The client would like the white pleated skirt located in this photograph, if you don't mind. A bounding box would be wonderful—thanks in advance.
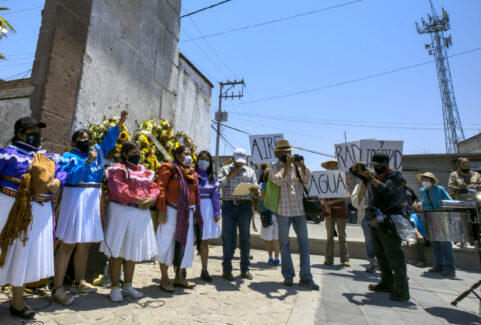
[260,213,279,241]
[155,205,195,269]
[0,193,54,287]
[201,198,221,240]
[99,202,157,262]
[56,186,103,244]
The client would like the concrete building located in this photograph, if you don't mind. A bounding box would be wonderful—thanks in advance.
[458,133,481,154]
[0,0,212,152]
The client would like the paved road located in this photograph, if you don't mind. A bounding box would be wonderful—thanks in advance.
[0,246,479,324]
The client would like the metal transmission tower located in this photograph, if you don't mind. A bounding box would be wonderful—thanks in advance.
[214,79,245,173]
[415,0,465,153]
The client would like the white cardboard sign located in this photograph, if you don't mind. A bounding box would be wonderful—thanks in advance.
[249,133,284,164]
[335,140,403,172]
[308,170,348,198]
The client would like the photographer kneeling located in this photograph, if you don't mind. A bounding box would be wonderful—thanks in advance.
[350,153,409,301]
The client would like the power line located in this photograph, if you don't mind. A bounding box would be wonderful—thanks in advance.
[211,124,235,150]
[181,0,232,19]
[1,69,32,81]
[0,61,34,68]
[225,46,481,107]
[181,0,362,43]
[2,6,43,15]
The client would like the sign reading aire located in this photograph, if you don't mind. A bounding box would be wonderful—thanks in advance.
[249,133,284,164]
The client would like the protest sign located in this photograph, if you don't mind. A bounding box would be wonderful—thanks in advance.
[308,170,348,198]
[249,133,284,164]
[335,140,403,171]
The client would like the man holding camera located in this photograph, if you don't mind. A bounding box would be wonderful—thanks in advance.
[270,140,319,290]
[350,153,409,301]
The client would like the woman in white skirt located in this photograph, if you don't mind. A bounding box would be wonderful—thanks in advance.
[53,110,128,305]
[194,151,221,282]
[258,169,280,265]
[99,142,159,302]
[0,116,66,319]
[155,145,203,293]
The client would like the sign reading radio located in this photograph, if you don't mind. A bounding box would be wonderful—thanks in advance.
[249,133,284,164]
[335,140,403,172]
[308,171,348,199]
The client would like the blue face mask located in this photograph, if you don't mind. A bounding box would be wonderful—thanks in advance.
[197,159,210,171]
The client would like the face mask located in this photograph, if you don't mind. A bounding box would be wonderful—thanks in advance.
[76,140,91,153]
[182,155,193,167]
[373,166,387,175]
[25,132,42,148]
[279,155,287,162]
[461,168,470,173]
[127,154,141,165]
[197,159,210,171]
[422,181,432,189]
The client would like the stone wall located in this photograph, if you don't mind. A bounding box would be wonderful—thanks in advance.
[0,79,33,146]
[458,133,481,154]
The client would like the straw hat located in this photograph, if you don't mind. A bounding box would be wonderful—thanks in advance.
[273,139,296,152]
[416,172,439,185]
[321,159,338,170]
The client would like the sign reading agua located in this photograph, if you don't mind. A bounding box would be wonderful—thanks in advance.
[308,171,348,198]
[249,133,284,164]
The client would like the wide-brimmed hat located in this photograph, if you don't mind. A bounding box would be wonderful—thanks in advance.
[273,139,296,152]
[321,159,338,170]
[417,172,439,184]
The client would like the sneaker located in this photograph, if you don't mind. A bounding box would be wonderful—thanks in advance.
[240,272,253,280]
[428,266,443,273]
[343,261,351,267]
[283,278,294,286]
[368,282,394,293]
[71,280,98,294]
[267,257,274,265]
[52,287,74,305]
[389,291,410,301]
[222,272,234,281]
[110,288,123,302]
[365,263,376,273]
[201,269,213,282]
[122,285,143,299]
[299,280,319,291]
[415,261,426,268]
[441,268,456,278]
[9,306,35,319]
[274,258,281,266]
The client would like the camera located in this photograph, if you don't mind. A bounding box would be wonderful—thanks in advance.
[293,154,304,163]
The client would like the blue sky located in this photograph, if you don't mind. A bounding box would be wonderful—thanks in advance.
[1,0,480,170]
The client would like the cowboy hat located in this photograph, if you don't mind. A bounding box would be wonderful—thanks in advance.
[416,172,439,185]
[273,139,296,152]
[321,159,338,170]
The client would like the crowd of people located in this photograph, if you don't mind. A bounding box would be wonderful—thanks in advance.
[0,113,480,320]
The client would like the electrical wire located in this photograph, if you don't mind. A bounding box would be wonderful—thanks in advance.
[225,46,481,107]
[1,68,32,81]
[181,0,362,43]
[2,6,43,15]
[181,0,232,19]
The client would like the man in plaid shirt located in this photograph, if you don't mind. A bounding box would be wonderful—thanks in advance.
[270,139,319,290]
[218,148,258,281]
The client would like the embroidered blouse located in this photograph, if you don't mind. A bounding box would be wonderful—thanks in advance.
[196,169,221,218]
[106,162,160,205]
[60,126,119,185]
[0,142,67,191]
[156,162,198,211]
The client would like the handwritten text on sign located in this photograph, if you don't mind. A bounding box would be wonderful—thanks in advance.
[335,140,403,172]
[308,171,348,198]
[249,133,284,164]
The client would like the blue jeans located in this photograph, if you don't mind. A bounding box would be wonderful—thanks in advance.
[222,201,253,274]
[276,214,312,282]
[362,217,376,262]
[431,241,455,271]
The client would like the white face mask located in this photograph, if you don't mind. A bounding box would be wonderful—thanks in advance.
[197,159,210,171]
[182,155,192,167]
[422,181,432,189]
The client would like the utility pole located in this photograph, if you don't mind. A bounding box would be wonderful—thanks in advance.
[415,0,465,153]
[214,79,245,174]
